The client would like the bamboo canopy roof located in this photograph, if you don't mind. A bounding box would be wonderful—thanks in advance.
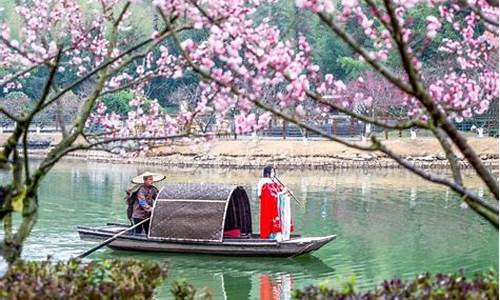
[149,183,252,241]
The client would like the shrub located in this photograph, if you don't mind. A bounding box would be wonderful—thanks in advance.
[0,92,32,122]
[171,279,213,300]
[102,90,134,115]
[292,271,498,300]
[0,259,167,300]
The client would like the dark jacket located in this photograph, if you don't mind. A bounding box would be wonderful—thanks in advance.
[131,184,159,219]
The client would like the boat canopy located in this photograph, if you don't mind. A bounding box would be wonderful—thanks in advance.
[149,183,252,242]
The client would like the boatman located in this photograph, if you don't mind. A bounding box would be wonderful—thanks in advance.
[128,172,165,235]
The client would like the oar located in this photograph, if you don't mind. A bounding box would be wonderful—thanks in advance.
[77,218,150,259]
[273,176,304,208]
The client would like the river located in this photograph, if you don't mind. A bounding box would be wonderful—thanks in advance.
[1,160,498,299]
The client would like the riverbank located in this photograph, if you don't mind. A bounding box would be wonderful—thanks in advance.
[22,136,499,170]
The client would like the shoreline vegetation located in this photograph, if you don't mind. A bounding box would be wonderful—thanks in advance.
[1,259,496,299]
[12,134,498,170]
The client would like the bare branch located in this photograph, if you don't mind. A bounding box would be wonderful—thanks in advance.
[22,129,29,184]
[25,50,63,122]
[316,11,414,95]
[0,107,21,123]
[0,123,24,168]
[432,127,462,186]
[371,136,498,227]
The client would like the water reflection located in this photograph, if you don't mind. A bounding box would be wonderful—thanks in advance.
[94,250,334,299]
[259,273,292,300]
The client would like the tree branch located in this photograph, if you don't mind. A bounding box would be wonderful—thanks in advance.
[186,1,424,132]
[170,25,377,152]
[173,7,499,227]
[371,136,498,227]
[301,76,428,131]
[38,27,177,113]
[383,0,499,200]
[461,1,499,27]
[28,3,134,197]
[316,11,414,95]
[0,107,21,123]
[432,127,462,186]
[0,123,24,169]
[24,50,62,122]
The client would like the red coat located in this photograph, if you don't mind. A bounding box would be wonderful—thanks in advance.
[259,181,283,239]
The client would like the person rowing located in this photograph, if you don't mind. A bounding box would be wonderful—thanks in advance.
[126,172,165,235]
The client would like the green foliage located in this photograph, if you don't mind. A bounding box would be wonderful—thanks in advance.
[16,67,50,101]
[337,57,369,80]
[0,259,168,300]
[171,279,197,300]
[2,91,30,101]
[292,271,499,300]
[171,279,213,300]
[102,90,134,115]
[311,29,353,79]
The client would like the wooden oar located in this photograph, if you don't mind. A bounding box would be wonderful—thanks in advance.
[274,176,304,208]
[77,218,150,259]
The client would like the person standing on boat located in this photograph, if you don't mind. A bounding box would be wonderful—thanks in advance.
[258,165,293,240]
[130,172,165,235]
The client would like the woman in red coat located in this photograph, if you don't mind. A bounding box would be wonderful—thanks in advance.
[258,165,292,239]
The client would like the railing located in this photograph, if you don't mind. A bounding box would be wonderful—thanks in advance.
[1,114,497,139]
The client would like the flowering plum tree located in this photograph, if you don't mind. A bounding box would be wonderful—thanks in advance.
[0,0,498,262]
[153,0,498,226]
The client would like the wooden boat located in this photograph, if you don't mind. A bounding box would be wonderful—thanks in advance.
[77,183,335,257]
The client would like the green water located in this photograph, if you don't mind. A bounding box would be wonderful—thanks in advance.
[1,160,498,299]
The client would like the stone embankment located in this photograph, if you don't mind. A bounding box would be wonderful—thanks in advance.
[28,150,498,170]
[19,137,500,170]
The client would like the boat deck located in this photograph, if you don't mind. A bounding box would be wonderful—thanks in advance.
[77,223,336,257]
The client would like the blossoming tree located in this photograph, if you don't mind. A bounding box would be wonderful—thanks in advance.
[0,0,498,262]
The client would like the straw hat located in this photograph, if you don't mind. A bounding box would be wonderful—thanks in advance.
[131,172,166,184]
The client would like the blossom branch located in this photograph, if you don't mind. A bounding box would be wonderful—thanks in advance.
[316,11,414,95]
[383,0,499,201]
[371,136,498,227]
[38,18,182,113]
[461,2,499,28]
[31,3,135,192]
[185,1,425,132]
[170,25,377,152]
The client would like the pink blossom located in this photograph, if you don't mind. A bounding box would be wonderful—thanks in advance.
[426,16,442,38]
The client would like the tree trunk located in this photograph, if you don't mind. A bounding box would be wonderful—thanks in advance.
[282,120,287,140]
[55,98,68,139]
[0,193,38,265]
[384,113,389,140]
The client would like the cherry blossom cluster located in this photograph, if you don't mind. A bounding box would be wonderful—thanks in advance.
[1,0,498,148]
[171,0,498,125]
